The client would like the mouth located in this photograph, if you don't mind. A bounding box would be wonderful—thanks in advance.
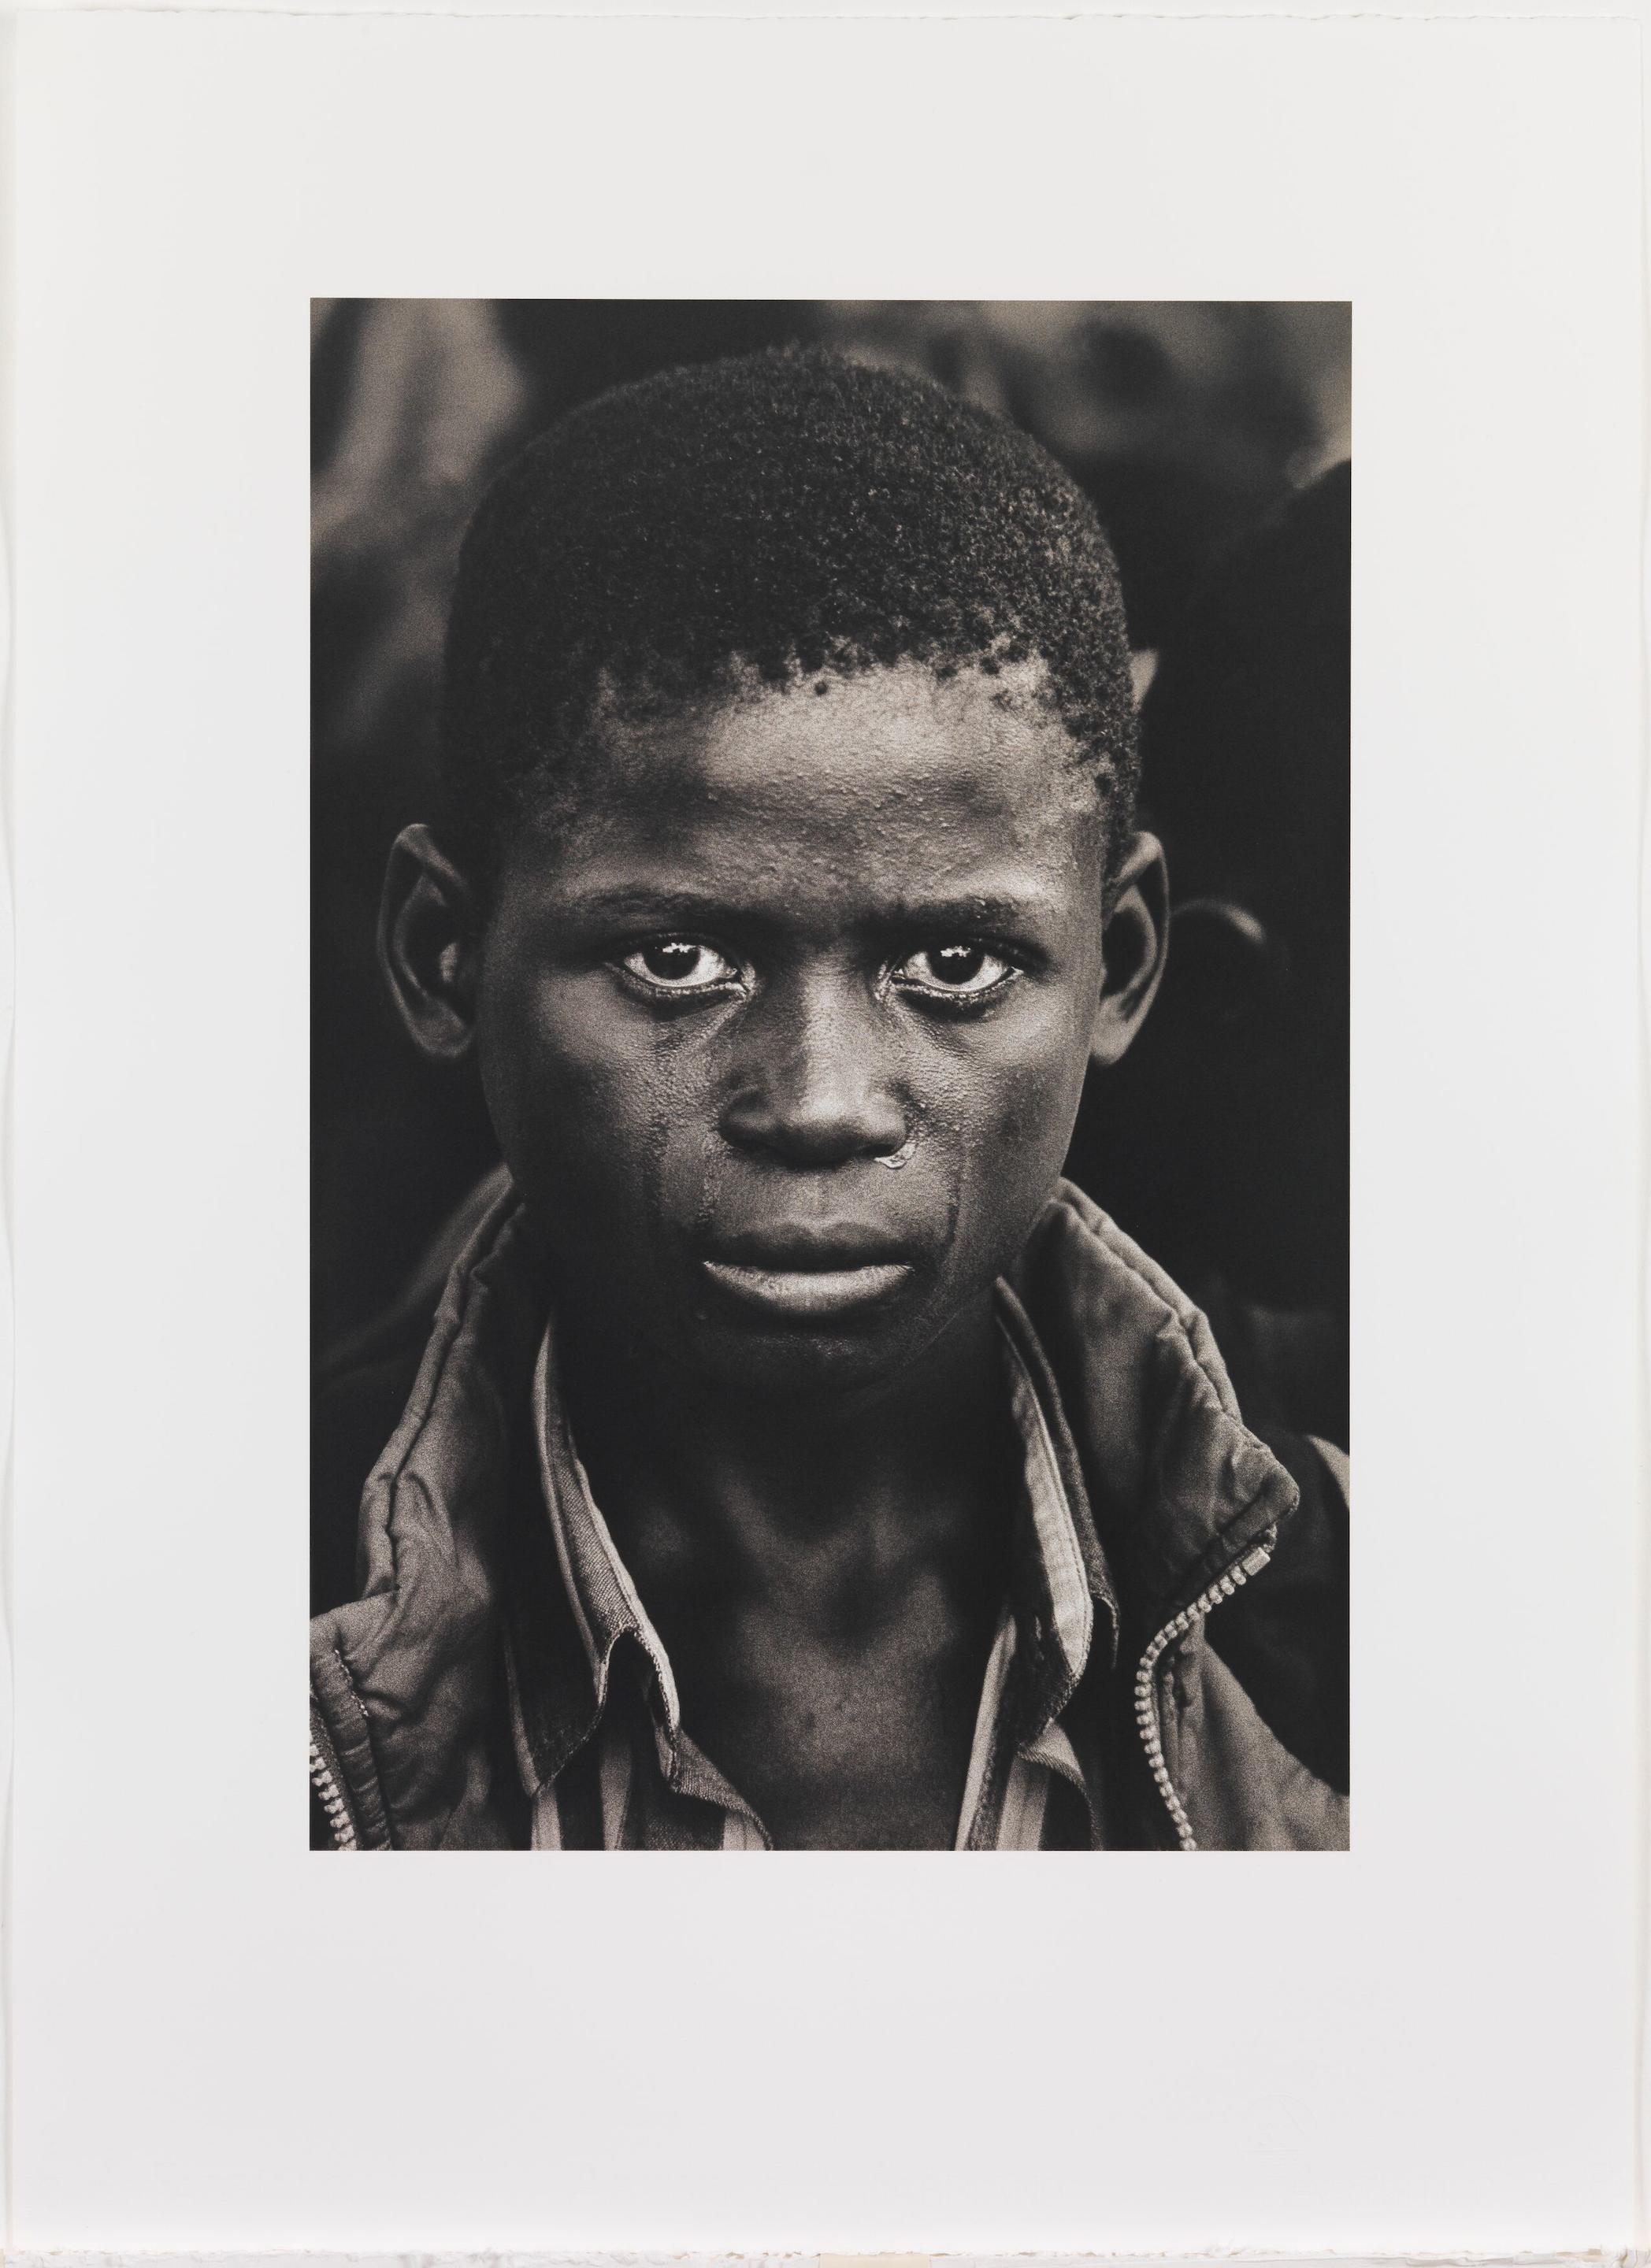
[696,1224,922,1321]
[699,1258,916,1319]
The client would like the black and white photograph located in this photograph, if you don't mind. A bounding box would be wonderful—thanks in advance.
[309,301,1352,1851]
[17,8,1645,2253]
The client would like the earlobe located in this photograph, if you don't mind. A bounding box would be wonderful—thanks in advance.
[1089,830,1170,1071]
[378,823,482,1063]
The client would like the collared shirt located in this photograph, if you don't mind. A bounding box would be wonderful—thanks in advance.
[504,1293,1118,1850]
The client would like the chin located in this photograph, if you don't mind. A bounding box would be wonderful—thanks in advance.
[693,1330,923,1401]
[680,1283,973,1401]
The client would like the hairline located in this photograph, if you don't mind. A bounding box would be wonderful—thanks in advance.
[445,646,1135,911]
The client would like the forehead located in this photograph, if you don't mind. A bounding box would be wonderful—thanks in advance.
[525,658,1106,903]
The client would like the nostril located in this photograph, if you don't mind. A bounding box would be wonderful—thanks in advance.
[720,1079,910,1166]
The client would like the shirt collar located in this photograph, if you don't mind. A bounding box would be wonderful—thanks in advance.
[997,1310,1100,1744]
[517,1321,683,1791]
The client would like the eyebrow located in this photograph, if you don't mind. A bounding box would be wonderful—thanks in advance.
[552,883,1066,936]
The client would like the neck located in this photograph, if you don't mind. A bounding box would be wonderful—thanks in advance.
[553,1290,1015,1584]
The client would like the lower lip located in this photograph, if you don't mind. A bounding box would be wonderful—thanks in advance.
[699,1259,915,1319]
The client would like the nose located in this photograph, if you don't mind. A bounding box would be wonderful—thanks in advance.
[718,973,910,1168]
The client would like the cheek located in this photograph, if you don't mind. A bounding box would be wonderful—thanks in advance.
[476,965,715,1242]
[928,993,1096,1256]
[977,983,1095,1146]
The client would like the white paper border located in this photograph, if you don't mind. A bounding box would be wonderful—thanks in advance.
[9,6,1646,2257]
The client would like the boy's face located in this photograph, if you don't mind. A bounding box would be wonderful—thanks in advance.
[388,660,1165,1394]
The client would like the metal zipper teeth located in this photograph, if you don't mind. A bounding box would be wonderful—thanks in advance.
[1133,1535,1276,1852]
[309,1735,358,1851]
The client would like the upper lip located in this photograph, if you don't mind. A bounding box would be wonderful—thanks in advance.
[698,1222,922,1271]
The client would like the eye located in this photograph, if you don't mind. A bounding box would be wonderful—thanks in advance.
[620,938,744,993]
[892,943,1017,999]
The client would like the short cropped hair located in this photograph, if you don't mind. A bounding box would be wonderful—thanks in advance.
[439,345,1138,884]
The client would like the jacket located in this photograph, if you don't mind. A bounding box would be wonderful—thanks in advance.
[310,1174,1349,1851]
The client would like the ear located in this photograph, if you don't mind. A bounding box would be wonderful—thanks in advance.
[1089,830,1170,1070]
[378,822,484,1063]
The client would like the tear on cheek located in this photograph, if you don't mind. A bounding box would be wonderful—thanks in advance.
[875,1128,921,1172]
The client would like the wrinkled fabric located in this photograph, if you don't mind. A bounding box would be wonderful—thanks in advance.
[310,1177,1349,1852]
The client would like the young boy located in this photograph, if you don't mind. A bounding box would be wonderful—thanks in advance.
[310,346,1349,1852]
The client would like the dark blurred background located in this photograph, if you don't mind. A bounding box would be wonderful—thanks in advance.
[313,299,1351,1446]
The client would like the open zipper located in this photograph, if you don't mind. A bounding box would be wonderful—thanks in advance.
[1133,1533,1276,1851]
[310,1530,1278,1854]
[309,1729,359,1851]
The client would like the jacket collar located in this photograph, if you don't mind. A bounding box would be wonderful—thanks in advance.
[1007,1181,1299,1636]
[312,1176,1299,1848]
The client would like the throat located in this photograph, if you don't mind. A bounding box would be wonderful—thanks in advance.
[548,1294,1022,1850]
[556,1288,1016,1588]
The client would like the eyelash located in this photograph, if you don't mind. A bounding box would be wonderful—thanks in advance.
[616,939,1024,1007]
[614,941,740,998]
[888,944,1020,1005]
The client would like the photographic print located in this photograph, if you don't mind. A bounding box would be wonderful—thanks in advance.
[18,9,1643,2251]
[309,301,1351,1853]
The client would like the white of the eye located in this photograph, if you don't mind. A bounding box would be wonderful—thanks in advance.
[630,946,734,987]
[911,952,1007,991]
